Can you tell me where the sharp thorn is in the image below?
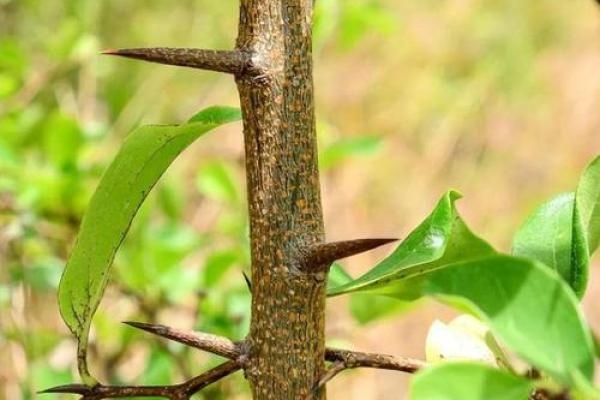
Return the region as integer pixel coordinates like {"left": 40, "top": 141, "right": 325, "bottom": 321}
{"left": 38, "top": 384, "right": 91, "bottom": 395}
{"left": 303, "top": 238, "right": 398, "bottom": 269}
{"left": 101, "top": 47, "right": 248, "bottom": 75}
{"left": 123, "top": 320, "right": 167, "bottom": 335}
{"left": 122, "top": 321, "right": 239, "bottom": 360}
{"left": 243, "top": 272, "right": 252, "bottom": 294}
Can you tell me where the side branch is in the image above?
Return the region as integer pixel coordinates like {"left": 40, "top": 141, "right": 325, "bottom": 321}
{"left": 313, "top": 349, "right": 426, "bottom": 394}
{"left": 122, "top": 322, "right": 426, "bottom": 376}
{"left": 301, "top": 238, "right": 397, "bottom": 271}
{"left": 40, "top": 360, "right": 240, "bottom": 399}
{"left": 325, "top": 348, "right": 425, "bottom": 373}
{"left": 102, "top": 48, "right": 251, "bottom": 75}
{"left": 123, "top": 321, "right": 240, "bottom": 360}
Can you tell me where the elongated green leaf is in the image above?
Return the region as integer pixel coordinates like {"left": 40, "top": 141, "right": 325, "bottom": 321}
{"left": 410, "top": 362, "right": 534, "bottom": 400}
{"left": 188, "top": 105, "right": 242, "bottom": 124}
{"left": 413, "top": 255, "right": 593, "bottom": 385}
{"left": 513, "top": 156, "right": 600, "bottom": 297}
{"left": 328, "top": 191, "right": 495, "bottom": 296}
{"left": 58, "top": 107, "right": 240, "bottom": 376}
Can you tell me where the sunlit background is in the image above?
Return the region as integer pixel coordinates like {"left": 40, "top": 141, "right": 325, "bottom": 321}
{"left": 1, "top": 0, "right": 600, "bottom": 399}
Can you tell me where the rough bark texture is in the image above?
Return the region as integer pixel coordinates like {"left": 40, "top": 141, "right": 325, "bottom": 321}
{"left": 235, "top": 0, "right": 327, "bottom": 399}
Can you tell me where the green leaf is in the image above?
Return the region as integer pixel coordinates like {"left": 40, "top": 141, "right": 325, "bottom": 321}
{"left": 513, "top": 156, "right": 600, "bottom": 297}
{"left": 328, "top": 191, "right": 495, "bottom": 297}
{"left": 418, "top": 255, "right": 594, "bottom": 385}
{"left": 349, "top": 293, "right": 413, "bottom": 325}
{"left": 571, "top": 370, "right": 600, "bottom": 400}
{"left": 512, "top": 193, "right": 575, "bottom": 285}
{"left": 58, "top": 107, "right": 240, "bottom": 380}
{"left": 188, "top": 105, "right": 242, "bottom": 125}
{"left": 410, "top": 362, "right": 534, "bottom": 400}
{"left": 327, "top": 191, "right": 594, "bottom": 384}
{"left": 327, "top": 262, "right": 352, "bottom": 290}
{"left": 320, "top": 135, "right": 383, "bottom": 170}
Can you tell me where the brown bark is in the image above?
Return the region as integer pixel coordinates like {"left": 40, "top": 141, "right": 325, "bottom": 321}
{"left": 87, "top": 1, "right": 411, "bottom": 399}
{"left": 235, "top": 1, "right": 327, "bottom": 399}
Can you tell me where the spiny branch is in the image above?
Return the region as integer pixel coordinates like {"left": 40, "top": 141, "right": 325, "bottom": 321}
{"left": 301, "top": 238, "right": 397, "bottom": 271}
{"left": 102, "top": 48, "right": 251, "bottom": 75}
{"left": 311, "top": 349, "right": 426, "bottom": 395}
{"left": 123, "top": 321, "right": 425, "bottom": 374}
{"left": 324, "top": 348, "right": 425, "bottom": 373}
{"left": 39, "top": 360, "right": 240, "bottom": 399}
{"left": 123, "top": 321, "right": 240, "bottom": 360}
{"left": 46, "top": 323, "right": 426, "bottom": 398}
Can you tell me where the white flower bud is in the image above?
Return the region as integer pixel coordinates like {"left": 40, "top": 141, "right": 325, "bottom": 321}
{"left": 425, "top": 315, "right": 498, "bottom": 366}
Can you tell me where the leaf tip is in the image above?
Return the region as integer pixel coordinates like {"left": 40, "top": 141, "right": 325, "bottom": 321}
{"left": 448, "top": 189, "right": 463, "bottom": 201}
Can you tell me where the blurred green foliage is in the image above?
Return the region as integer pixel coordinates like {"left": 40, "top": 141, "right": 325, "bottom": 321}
{"left": 1, "top": 0, "right": 597, "bottom": 398}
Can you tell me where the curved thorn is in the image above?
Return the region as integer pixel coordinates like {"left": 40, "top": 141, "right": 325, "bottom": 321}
{"left": 243, "top": 271, "right": 252, "bottom": 294}
{"left": 38, "top": 384, "right": 91, "bottom": 395}
{"left": 302, "top": 238, "right": 398, "bottom": 270}
{"left": 102, "top": 47, "right": 250, "bottom": 75}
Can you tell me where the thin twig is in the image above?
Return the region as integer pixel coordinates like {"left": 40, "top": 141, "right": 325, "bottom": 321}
{"left": 325, "top": 348, "right": 426, "bottom": 373}
{"left": 102, "top": 48, "right": 251, "bottom": 75}
{"left": 180, "top": 360, "right": 240, "bottom": 395}
{"left": 311, "top": 361, "right": 345, "bottom": 395}
{"left": 39, "top": 360, "right": 240, "bottom": 399}
{"left": 123, "top": 322, "right": 426, "bottom": 375}
{"left": 310, "top": 349, "right": 425, "bottom": 397}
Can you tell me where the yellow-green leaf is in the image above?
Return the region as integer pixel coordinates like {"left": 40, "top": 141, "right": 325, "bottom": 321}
{"left": 58, "top": 106, "right": 240, "bottom": 382}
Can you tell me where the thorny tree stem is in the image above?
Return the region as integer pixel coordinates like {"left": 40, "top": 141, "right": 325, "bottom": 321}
{"left": 95, "top": 1, "right": 406, "bottom": 399}
{"left": 235, "top": 0, "right": 327, "bottom": 399}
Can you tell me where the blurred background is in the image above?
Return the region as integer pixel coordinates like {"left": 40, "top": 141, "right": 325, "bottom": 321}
{"left": 1, "top": 0, "right": 600, "bottom": 399}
